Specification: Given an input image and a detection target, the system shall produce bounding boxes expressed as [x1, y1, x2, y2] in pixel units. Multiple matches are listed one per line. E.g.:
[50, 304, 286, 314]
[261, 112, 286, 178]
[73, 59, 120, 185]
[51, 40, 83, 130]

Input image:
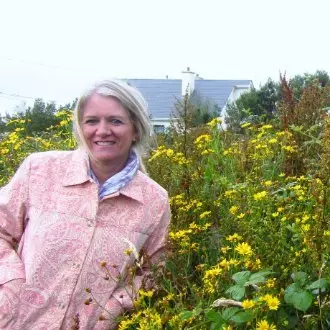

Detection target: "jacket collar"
[62, 149, 91, 186]
[119, 173, 144, 204]
[62, 149, 144, 204]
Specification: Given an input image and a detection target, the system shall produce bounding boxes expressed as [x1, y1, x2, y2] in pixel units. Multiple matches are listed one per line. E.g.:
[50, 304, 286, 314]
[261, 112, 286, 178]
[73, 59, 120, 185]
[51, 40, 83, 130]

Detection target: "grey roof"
[127, 79, 251, 119]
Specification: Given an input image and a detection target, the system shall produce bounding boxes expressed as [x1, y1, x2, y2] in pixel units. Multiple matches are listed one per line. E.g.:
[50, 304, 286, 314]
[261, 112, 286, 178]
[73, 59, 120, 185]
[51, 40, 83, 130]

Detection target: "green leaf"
[220, 307, 240, 321]
[232, 271, 251, 285]
[306, 278, 329, 291]
[226, 285, 246, 300]
[291, 272, 308, 286]
[179, 310, 193, 320]
[206, 310, 224, 326]
[230, 310, 254, 324]
[285, 285, 313, 312]
[245, 270, 273, 286]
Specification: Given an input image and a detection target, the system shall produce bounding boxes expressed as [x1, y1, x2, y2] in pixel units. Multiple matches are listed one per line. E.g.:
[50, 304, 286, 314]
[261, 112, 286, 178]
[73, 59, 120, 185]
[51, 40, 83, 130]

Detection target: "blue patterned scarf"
[88, 150, 139, 199]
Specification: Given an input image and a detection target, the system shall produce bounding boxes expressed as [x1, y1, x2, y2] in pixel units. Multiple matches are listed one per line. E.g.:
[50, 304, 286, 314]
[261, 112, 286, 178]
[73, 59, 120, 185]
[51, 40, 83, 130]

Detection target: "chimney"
[181, 67, 196, 96]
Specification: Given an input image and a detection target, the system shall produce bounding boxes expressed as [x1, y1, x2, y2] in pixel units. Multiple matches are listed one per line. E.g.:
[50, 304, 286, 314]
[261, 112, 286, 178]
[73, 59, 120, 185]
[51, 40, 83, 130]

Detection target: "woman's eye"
[110, 119, 123, 125]
[85, 119, 98, 124]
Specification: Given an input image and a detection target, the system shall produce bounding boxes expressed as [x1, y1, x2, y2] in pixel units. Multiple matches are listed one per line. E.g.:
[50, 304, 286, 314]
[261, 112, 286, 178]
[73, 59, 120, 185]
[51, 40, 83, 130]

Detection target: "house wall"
[150, 118, 171, 134]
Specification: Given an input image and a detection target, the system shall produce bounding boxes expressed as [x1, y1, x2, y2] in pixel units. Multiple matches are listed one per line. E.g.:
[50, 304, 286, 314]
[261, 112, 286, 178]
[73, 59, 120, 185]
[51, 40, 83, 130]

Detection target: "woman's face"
[81, 93, 137, 169]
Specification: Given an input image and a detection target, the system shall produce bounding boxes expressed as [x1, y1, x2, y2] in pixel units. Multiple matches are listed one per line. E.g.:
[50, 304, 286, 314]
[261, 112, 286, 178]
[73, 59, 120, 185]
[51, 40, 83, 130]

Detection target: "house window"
[153, 125, 165, 134]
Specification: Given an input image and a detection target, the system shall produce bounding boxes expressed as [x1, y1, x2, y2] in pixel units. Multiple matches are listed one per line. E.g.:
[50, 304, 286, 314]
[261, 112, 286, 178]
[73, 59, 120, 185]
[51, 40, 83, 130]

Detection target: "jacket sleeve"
[0, 156, 30, 285]
[100, 199, 171, 322]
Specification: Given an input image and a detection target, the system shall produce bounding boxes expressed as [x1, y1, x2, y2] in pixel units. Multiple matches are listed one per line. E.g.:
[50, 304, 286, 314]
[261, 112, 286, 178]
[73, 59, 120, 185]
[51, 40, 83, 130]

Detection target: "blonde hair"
[73, 79, 150, 172]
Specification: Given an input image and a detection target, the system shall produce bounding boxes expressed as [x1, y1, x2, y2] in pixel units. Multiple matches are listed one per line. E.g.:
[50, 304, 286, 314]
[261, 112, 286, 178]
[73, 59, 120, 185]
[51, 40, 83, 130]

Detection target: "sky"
[1, 0, 329, 115]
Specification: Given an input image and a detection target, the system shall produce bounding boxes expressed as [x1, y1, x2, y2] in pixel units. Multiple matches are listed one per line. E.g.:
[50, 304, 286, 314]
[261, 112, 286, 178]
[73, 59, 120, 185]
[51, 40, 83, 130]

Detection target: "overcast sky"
[1, 0, 329, 114]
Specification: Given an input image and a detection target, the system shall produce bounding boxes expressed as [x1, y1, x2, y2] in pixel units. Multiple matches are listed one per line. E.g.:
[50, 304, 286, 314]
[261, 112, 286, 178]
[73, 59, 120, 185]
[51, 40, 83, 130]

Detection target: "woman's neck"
[90, 160, 126, 185]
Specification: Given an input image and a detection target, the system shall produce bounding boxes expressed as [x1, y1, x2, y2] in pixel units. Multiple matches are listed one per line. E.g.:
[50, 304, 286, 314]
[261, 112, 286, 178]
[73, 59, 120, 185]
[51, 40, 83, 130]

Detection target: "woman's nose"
[96, 121, 111, 136]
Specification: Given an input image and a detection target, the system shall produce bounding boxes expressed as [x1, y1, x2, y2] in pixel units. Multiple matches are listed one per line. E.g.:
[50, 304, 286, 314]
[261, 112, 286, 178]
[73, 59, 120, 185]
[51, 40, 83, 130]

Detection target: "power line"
[0, 56, 92, 73]
[0, 91, 34, 100]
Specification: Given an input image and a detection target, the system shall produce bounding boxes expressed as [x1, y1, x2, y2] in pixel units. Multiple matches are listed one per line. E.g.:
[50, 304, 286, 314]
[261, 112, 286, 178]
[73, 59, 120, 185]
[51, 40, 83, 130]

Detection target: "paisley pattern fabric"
[0, 149, 170, 329]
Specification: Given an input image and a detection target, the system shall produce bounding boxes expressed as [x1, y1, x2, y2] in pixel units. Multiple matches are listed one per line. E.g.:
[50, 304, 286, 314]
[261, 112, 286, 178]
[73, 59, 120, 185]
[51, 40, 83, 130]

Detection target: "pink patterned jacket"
[0, 149, 170, 329]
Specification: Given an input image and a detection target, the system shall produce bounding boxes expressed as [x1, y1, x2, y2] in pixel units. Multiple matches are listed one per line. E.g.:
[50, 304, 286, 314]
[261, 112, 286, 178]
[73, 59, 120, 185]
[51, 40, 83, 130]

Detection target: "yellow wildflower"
[253, 191, 268, 201]
[124, 248, 133, 256]
[224, 190, 236, 198]
[200, 211, 211, 219]
[236, 213, 245, 219]
[242, 299, 256, 309]
[260, 294, 280, 310]
[282, 145, 296, 153]
[266, 278, 276, 288]
[229, 205, 239, 215]
[207, 117, 221, 128]
[235, 242, 253, 256]
[221, 246, 232, 254]
[260, 124, 273, 130]
[226, 233, 242, 242]
[256, 320, 277, 330]
[222, 325, 233, 330]
[138, 289, 154, 298]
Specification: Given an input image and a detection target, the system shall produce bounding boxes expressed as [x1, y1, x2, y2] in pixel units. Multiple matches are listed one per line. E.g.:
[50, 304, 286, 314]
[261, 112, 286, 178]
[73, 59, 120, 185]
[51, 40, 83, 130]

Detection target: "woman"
[0, 80, 170, 329]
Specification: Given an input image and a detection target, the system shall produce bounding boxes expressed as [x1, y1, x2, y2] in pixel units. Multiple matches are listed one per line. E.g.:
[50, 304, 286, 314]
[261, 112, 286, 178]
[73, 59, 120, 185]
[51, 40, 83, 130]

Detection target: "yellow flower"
[260, 294, 280, 310]
[201, 149, 215, 155]
[124, 248, 133, 256]
[236, 213, 245, 219]
[229, 205, 239, 215]
[235, 242, 253, 256]
[166, 149, 174, 157]
[219, 258, 231, 270]
[194, 134, 212, 145]
[260, 124, 273, 130]
[221, 246, 232, 254]
[224, 190, 236, 198]
[241, 122, 251, 128]
[267, 296, 280, 310]
[264, 180, 272, 186]
[301, 224, 311, 232]
[59, 119, 68, 126]
[138, 289, 154, 298]
[242, 299, 256, 309]
[207, 117, 221, 128]
[282, 145, 296, 153]
[253, 191, 268, 201]
[226, 233, 242, 242]
[302, 214, 310, 223]
[222, 325, 233, 330]
[256, 320, 277, 330]
[200, 211, 211, 219]
[266, 278, 276, 288]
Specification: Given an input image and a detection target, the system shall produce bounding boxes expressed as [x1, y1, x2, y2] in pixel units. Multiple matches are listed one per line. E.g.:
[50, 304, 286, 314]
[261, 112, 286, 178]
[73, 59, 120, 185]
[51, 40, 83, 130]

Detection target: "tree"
[225, 79, 279, 132]
[225, 70, 330, 132]
[289, 70, 330, 100]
